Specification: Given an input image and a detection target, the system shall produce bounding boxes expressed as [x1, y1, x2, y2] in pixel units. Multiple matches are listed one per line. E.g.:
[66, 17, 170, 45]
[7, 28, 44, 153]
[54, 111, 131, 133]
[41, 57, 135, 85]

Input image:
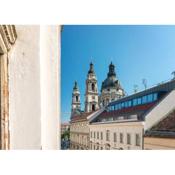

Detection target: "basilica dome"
[101, 62, 122, 91]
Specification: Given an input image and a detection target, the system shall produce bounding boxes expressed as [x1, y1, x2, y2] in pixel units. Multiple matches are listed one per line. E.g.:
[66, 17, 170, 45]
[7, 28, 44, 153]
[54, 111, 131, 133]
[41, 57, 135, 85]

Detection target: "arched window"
[76, 96, 78, 102]
[92, 104, 95, 111]
[91, 83, 95, 91]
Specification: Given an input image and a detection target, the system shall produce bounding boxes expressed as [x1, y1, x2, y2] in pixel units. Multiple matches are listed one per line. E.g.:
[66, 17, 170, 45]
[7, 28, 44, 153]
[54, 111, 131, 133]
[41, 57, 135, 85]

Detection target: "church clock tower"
[85, 62, 99, 112]
[71, 81, 81, 113]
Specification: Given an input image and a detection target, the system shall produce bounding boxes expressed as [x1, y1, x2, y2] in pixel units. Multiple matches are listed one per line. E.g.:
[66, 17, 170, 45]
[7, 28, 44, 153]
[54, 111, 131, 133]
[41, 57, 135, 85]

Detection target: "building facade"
[70, 113, 90, 150]
[89, 121, 143, 150]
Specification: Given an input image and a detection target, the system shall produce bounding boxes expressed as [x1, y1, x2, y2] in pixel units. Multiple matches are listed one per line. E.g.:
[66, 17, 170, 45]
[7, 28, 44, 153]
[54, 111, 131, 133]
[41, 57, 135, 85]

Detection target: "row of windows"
[91, 131, 141, 146]
[108, 93, 158, 111]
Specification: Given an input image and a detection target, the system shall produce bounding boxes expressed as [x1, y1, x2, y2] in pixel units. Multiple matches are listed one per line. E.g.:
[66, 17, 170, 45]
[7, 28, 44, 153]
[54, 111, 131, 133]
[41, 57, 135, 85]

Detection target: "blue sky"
[61, 25, 175, 123]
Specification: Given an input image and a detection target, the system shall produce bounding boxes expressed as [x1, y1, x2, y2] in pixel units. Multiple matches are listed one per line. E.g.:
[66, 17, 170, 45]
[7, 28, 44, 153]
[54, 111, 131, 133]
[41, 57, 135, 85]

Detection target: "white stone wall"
[40, 26, 60, 150]
[8, 25, 60, 149]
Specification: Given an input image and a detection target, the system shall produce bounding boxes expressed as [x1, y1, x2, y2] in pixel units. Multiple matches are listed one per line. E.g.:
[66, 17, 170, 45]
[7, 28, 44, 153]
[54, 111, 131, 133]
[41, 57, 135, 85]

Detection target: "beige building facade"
[89, 120, 144, 150]
[70, 118, 89, 150]
[144, 137, 175, 150]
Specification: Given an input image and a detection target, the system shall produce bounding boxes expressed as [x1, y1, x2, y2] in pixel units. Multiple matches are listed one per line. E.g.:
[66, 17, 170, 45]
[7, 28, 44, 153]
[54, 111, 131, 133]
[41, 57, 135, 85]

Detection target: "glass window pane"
[147, 94, 153, 103]
[124, 101, 128, 108]
[128, 101, 132, 107]
[121, 102, 125, 108]
[133, 99, 137, 106]
[137, 98, 142, 105]
[153, 93, 158, 101]
[118, 103, 121, 109]
[115, 104, 118, 110]
[142, 96, 147, 104]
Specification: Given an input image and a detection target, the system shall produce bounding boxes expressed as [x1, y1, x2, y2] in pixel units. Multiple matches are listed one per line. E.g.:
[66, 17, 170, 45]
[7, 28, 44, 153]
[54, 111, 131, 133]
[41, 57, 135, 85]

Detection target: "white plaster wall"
[8, 25, 60, 149]
[9, 26, 41, 149]
[40, 26, 59, 149]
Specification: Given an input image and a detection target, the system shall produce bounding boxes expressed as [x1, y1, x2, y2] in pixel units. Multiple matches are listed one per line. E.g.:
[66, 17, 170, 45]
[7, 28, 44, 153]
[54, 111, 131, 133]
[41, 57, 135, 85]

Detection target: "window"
[94, 132, 96, 139]
[135, 134, 141, 146]
[92, 104, 95, 111]
[133, 99, 138, 106]
[128, 101, 132, 107]
[97, 132, 99, 139]
[127, 133, 131, 145]
[91, 131, 93, 138]
[124, 101, 128, 108]
[106, 130, 110, 141]
[101, 132, 103, 140]
[121, 102, 125, 108]
[137, 98, 142, 105]
[118, 103, 121, 110]
[115, 104, 118, 110]
[147, 94, 153, 103]
[96, 143, 99, 150]
[91, 83, 95, 91]
[120, 133, 123, 143]
[114, 133, 117, 142]
[153, 93, 158, 101]
[76, 96, 78, 102]
[142, 95, 147, 104]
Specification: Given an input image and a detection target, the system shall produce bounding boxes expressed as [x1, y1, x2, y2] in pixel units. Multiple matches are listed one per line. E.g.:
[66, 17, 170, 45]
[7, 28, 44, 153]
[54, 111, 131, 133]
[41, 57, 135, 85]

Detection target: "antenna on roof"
[133, 84, 138, 93]
[172, 71, 175, 79]
[142, 78, 147, 90]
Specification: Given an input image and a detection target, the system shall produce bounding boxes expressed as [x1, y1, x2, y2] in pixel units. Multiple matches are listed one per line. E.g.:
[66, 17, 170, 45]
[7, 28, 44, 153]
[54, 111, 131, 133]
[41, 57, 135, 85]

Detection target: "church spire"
[107, 62, 116, 77]
[88, 62, 95, 74]
[73, 81, 78, 90]
[71, 81, 81, 114]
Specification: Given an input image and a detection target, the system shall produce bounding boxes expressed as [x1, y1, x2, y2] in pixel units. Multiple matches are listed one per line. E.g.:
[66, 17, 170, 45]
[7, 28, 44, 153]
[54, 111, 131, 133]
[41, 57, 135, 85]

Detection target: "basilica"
[71, 62, 125, 116]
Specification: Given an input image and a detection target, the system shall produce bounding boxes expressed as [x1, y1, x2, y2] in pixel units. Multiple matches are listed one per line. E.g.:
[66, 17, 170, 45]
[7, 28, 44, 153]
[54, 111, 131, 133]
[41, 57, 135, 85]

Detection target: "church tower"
[71, 81, 81, 113]
[85, 62, 99, 112]
[100, 62, 125, 106]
